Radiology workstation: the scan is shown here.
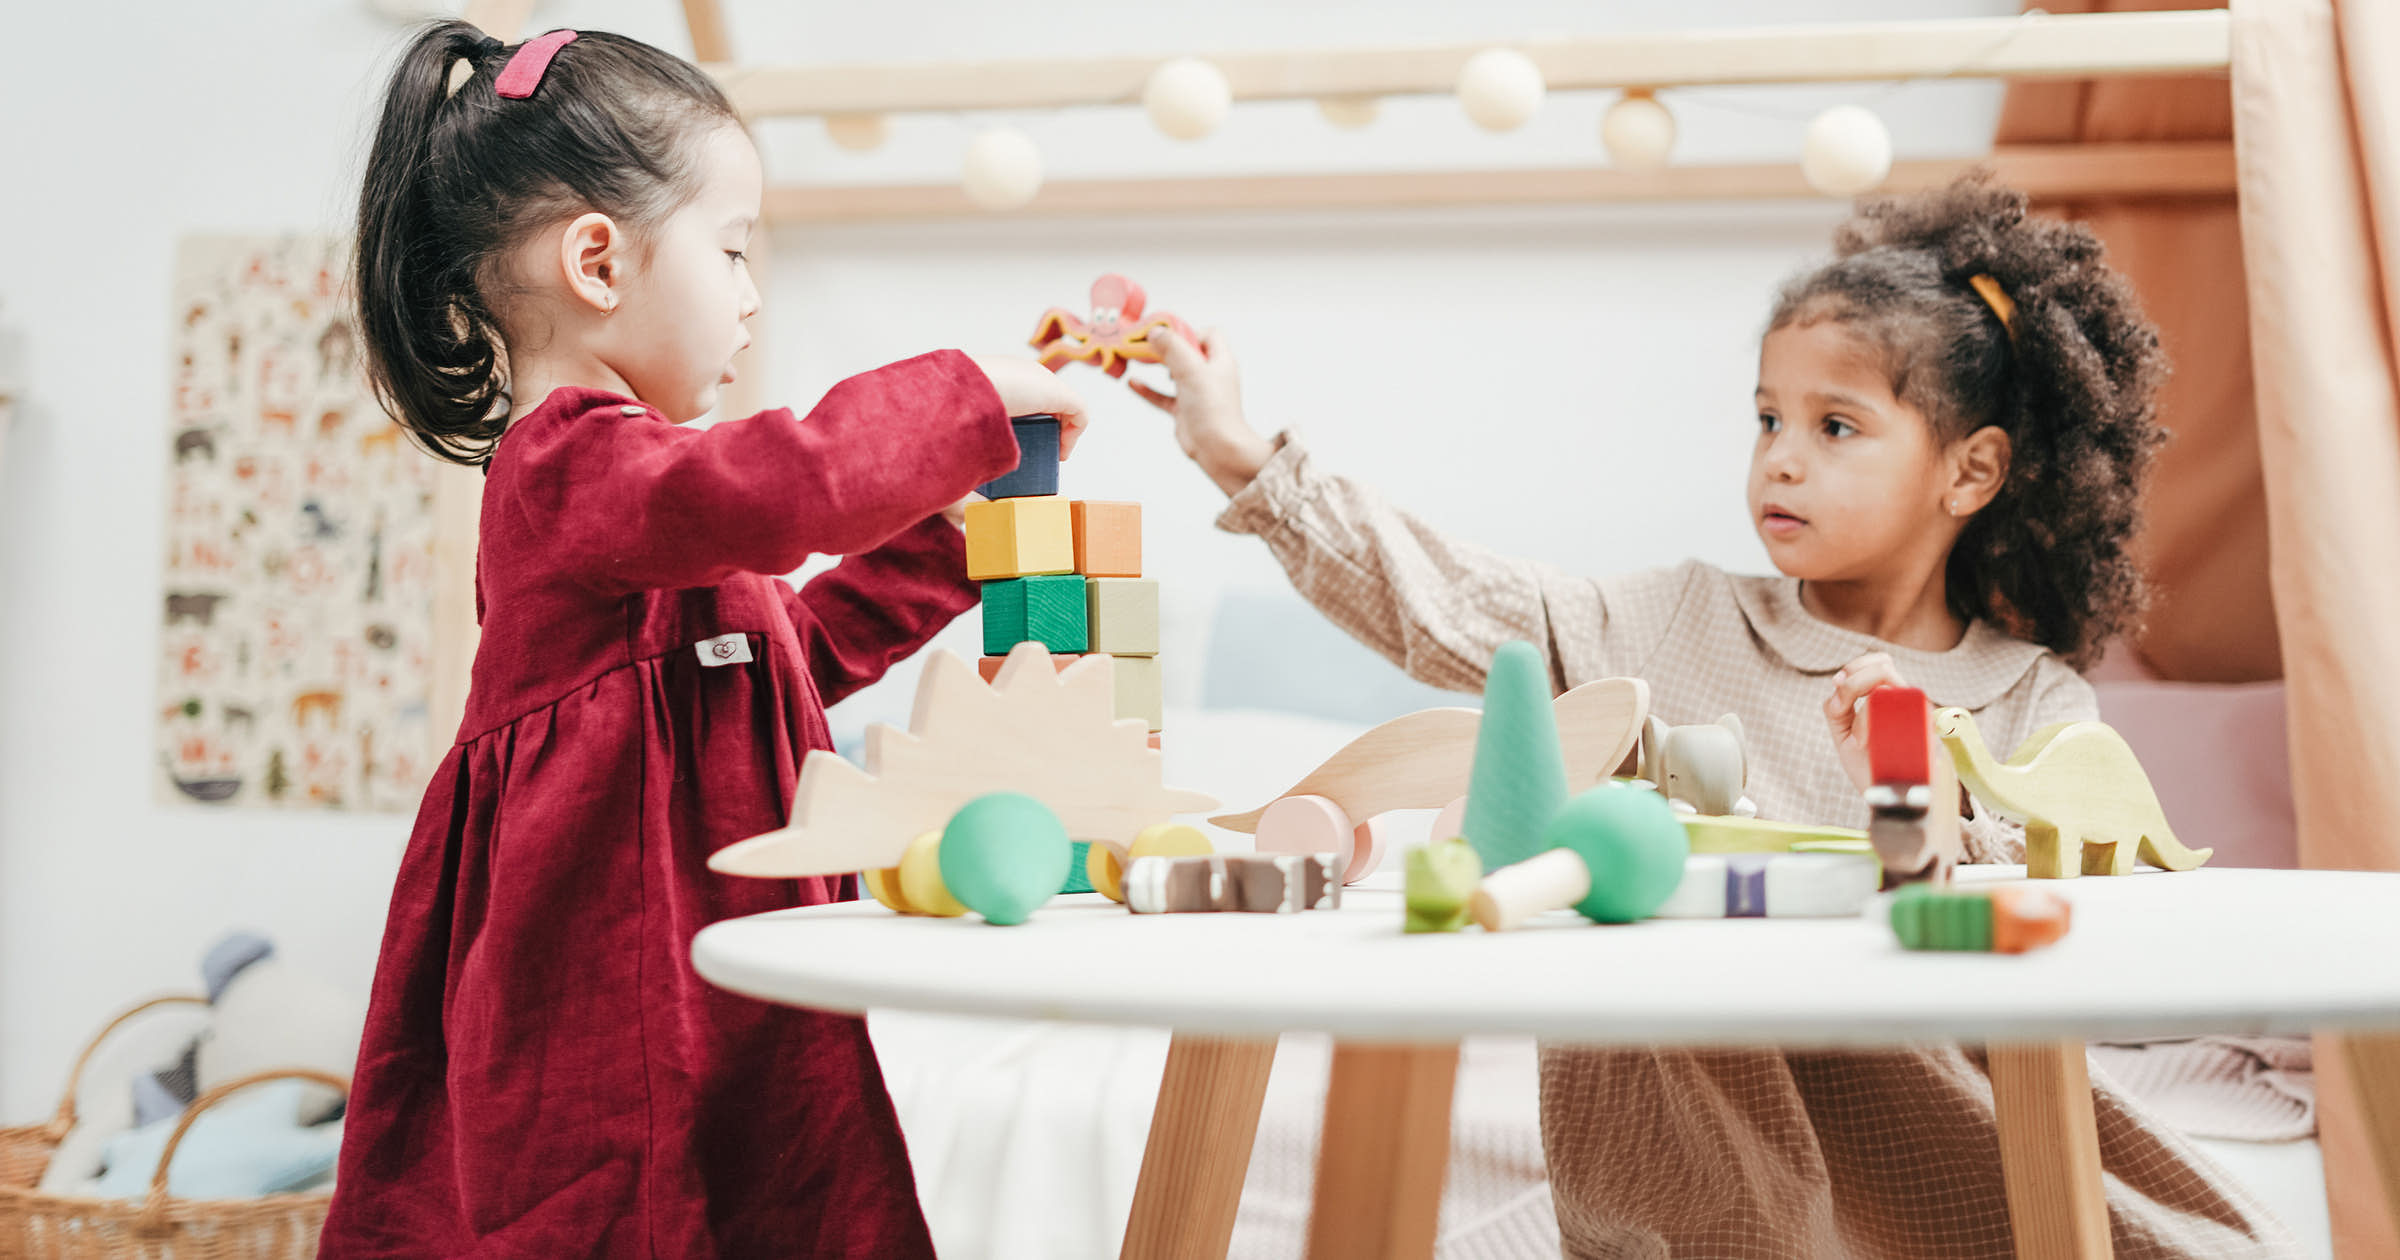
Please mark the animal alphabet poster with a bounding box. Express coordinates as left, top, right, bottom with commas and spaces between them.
155, 236, 438, 811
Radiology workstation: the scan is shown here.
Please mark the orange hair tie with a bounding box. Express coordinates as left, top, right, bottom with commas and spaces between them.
1967, 273, 2017, 343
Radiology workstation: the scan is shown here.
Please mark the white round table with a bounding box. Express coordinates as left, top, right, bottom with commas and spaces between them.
694, 867, 2400, 1260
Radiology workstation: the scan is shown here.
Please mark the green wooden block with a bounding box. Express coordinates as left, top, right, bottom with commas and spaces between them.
1461, 640, 1570, 871
1062, 841, 1095, 895
1888, 884, 1994, 951
982, 575, 1089, 656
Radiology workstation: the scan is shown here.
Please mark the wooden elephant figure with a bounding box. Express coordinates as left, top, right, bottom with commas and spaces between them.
1638, 714, 1757, 818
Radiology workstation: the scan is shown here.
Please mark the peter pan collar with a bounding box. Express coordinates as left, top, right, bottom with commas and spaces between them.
1727, 572, 2054, 709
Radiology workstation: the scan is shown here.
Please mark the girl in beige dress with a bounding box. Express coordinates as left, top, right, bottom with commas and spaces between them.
1138, 176, 2294, 1258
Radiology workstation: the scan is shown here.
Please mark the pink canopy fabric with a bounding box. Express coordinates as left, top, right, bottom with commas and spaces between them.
2231, 0, 2400, 1251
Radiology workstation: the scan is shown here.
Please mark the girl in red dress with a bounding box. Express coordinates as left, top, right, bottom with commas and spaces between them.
322, 22, 1087, 1257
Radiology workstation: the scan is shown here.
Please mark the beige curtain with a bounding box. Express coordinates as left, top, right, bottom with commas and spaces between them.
1998, 0, 2280, 685
2232, 0, 2400, 1255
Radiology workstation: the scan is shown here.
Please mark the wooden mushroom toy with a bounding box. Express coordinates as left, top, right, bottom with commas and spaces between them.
1469, 782, 1689, 931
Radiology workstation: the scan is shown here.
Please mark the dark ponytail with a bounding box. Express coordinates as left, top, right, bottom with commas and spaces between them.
354, 21, 738, 465
1766, 171, 2168, 668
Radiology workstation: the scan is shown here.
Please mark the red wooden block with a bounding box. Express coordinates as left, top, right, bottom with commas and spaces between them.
1866, 686, 1931, 785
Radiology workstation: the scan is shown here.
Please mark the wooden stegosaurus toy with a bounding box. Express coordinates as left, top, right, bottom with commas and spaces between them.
1934, 708, 2211, 880
710, 643, 1219, 879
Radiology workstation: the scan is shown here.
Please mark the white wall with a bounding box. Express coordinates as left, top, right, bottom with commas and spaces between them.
0, 0, 2006, 1118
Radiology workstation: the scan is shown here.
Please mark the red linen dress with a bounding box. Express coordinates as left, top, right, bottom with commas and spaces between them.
320, 351, 1017, 1258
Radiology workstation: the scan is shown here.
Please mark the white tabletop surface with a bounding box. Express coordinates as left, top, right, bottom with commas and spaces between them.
691, 867, 2400, 1047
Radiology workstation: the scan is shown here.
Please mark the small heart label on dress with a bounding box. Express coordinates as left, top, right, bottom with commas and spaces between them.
695, 633, 753, 667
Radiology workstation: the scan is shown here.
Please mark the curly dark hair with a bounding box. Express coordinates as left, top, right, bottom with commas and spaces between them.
1767, 171, 2167, 668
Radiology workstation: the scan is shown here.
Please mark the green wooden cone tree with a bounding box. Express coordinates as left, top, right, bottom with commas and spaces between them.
1461, 640, 1570, 870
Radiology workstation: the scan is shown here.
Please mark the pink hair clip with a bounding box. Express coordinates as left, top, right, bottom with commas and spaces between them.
495, 29, 577, 100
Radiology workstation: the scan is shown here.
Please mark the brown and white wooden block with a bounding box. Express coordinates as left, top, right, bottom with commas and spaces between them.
964, 494, 1075, 581
1085, 577, 1160, 657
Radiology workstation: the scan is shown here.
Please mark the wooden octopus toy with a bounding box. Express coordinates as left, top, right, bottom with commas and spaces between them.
1029, 274, 1198, 378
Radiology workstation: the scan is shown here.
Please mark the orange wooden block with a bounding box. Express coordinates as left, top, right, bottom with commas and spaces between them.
1149, 733, 1162, 751
1072, 501, 1143, 578
979, 653, 1080, 684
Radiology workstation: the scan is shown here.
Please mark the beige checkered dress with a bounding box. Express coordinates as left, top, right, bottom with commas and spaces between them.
1217, 435, 2296, 1259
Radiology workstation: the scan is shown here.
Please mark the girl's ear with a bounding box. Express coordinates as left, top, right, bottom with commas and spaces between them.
1948, 425, 2014, 516
557, 212, 624, 316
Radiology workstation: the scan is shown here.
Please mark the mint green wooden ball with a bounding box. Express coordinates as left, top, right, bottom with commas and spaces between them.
939, 793, 1072, 926
1544, 782, 1689, 923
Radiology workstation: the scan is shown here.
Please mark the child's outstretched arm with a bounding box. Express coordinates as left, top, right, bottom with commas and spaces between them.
1137, 329, 1692, 694
775, 512, 980, 706
524, 350, 1082, 596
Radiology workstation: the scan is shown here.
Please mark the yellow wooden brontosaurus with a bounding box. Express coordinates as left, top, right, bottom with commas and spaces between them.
1933, 707, 2211, 879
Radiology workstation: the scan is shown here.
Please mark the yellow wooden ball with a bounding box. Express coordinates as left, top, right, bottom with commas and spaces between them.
898, 830, 969, 917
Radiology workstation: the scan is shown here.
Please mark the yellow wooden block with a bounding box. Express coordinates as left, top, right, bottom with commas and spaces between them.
965, 496, 1074, 581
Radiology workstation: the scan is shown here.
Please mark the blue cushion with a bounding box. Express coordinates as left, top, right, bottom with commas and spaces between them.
94, 1079, 340, 1200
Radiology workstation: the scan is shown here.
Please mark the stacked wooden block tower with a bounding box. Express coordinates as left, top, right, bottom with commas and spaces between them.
963, 416, 1163, 743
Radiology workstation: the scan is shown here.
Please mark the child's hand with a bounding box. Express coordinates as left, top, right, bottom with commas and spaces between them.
1130, 328, 1278, 498
942, 492, 983, 527
1825, 651, 1907, 793
970, 355, 1091, 458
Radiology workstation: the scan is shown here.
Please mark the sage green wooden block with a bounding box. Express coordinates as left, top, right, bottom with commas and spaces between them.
1085, 577, 1160, 656
982, 575, 1088, 656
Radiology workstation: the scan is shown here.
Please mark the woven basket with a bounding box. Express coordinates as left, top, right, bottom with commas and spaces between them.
0, 997, 208, 1190
0, 1068, 348, 1260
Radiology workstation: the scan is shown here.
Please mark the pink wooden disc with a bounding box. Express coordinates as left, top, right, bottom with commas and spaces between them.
1254, 794, 1354, 879
1345, 816, 1394, 885
1429, 796, 1469, 849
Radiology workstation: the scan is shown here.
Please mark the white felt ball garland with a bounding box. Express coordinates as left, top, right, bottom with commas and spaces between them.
1144, 57, 1233, 141
1802, 105, 1893, 197
963, 127, 1043, 211
1455, 48, 1544, 133
1600, 90, 1675, 172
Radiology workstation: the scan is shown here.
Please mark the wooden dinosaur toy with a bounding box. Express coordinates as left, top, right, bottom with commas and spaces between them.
1210, 677, 1648, 886
709, 643, 1219, 879
1933, 707, 2211, 879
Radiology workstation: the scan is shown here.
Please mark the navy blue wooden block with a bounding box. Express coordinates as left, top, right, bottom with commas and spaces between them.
978, 414, 1061, 500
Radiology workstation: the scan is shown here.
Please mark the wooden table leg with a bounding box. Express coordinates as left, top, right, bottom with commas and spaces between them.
1120, 1034, 1277, 1260
1988, 1041, 2112, 1260
2340, 1032, 2400, 1241
1305, 1040, 1461, 1260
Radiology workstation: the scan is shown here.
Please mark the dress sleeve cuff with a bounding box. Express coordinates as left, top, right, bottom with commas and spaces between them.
1214, 430, 1307, 536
